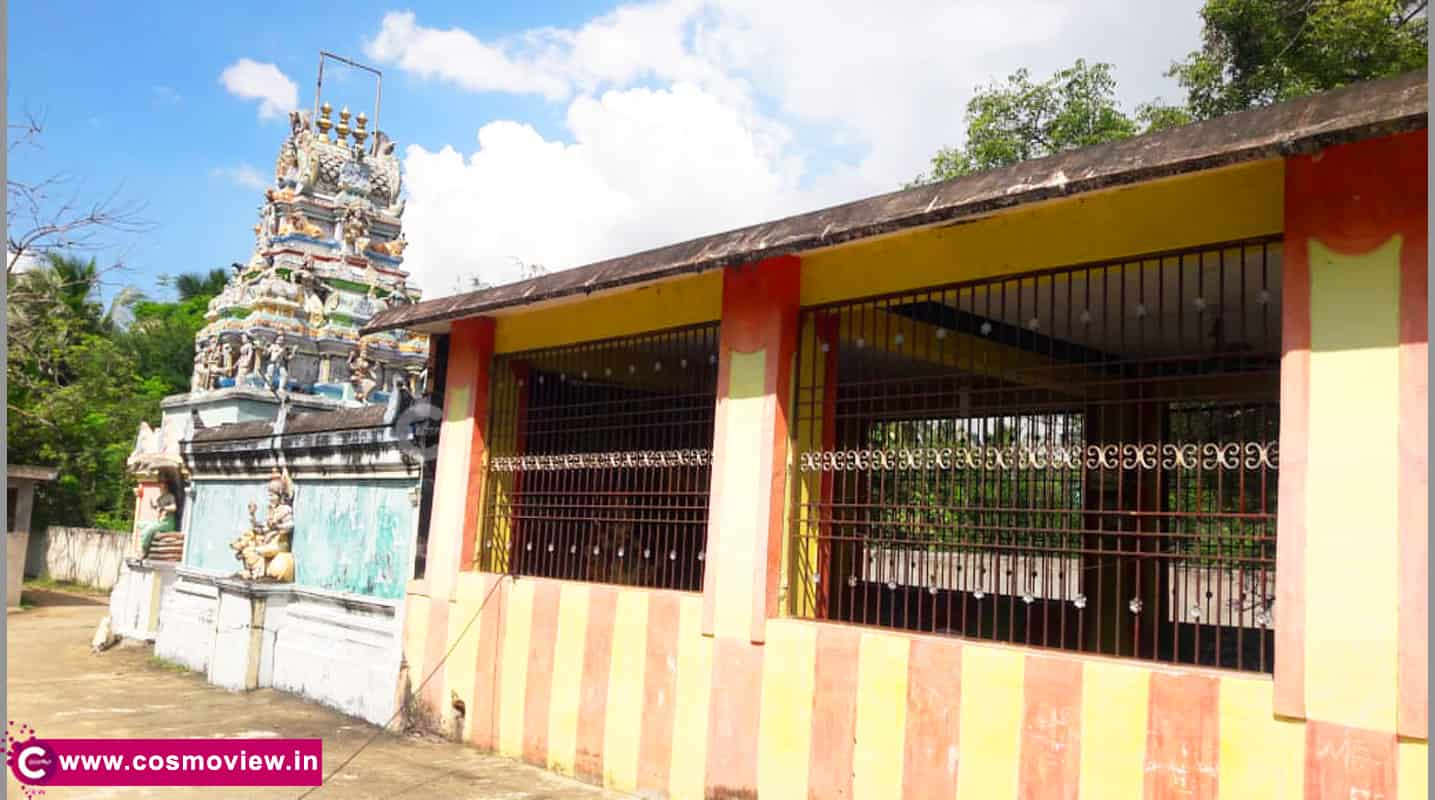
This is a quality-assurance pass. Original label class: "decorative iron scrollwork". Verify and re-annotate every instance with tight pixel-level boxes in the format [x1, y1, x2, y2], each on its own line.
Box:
[797, 441, 1279, 472]
[489, 448, 713, 472]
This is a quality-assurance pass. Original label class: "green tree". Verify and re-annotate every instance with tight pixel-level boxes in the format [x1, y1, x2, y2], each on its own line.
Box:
[1170, 0, 1428, 119]
[8, 260, 224, 530]
[167, 268, 229, 301]
[122, 290, 213, 396]
[912, 3, 1426, 186]
[911, 60, 1142, 185]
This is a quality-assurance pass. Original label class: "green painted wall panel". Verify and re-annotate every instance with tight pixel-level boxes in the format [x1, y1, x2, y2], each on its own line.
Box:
[184, 477, 416, 599]
[291, 480, 414, 600]
[184, 480, 268, 574]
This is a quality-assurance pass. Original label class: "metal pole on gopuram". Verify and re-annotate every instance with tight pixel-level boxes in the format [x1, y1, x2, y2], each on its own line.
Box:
[314, 51, 384, 155]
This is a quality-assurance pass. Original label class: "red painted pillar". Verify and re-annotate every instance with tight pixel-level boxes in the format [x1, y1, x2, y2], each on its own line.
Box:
[700, 255, 800, 800]
[415, 315, 496, 719]
[1278, 130, 1426, 747]
[701, 255, 801, 644]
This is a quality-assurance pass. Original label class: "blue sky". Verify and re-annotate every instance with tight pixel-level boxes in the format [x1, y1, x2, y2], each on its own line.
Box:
[8, 1, 1203, 303]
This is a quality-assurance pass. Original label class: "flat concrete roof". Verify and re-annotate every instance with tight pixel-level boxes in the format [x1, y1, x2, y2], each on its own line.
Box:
[364, 70, 1427, 335]
[8, 466, 58, 482]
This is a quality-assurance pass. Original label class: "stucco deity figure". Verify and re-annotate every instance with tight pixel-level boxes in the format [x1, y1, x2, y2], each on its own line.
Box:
[279, 208, 324, 239]
[293, 257, 329, 327]
[191, 348, 210, 392]
[230, 469, 296, 582]
[265, 334, 297, 392]
[368, 234, 408, 259]
[218, 342, 237, 387]
[138, 490, 179, 558]
[235, 334, 258, 383]
[385, 276, 415, 309]
[348, 342, 379, 403]
[198, 340, 232, 391]
[340, 206, 371, 256]
[303, 292, 326, 328]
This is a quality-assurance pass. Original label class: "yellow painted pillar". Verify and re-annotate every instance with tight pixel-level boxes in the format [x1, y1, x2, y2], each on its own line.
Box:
[1279, 129, 1426, 793]
[402, 316, 497, 730]
[699, 255, 800, 800]
[701, 255, 801, 644]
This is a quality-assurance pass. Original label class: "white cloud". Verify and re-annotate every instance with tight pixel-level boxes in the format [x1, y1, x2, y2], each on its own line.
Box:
[210, 164, 269, 191]
[365, 11, 572, 100]
[368, 2, 1205, 295]
[401, 83, 803, 294]
[219, 58, 299, 120]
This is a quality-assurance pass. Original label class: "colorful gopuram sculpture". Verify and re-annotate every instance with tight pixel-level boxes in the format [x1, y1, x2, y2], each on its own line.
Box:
[126, 70, 430, 574]
[230, 469, 297, 582]
[191, 100, 428, 403]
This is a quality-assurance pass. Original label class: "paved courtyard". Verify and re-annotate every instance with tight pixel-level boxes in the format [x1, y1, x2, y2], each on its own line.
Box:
[7, 589, 625, 799]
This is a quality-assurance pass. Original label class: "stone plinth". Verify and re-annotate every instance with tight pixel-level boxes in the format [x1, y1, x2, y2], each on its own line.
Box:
[109, 558, 180, 641]
[151, 567, 403, 723]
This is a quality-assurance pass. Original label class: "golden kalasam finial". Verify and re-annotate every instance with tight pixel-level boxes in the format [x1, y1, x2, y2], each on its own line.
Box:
[353, 111, 369, 147]
[336, 106, 351, 143]
[317, 102, 334, 139]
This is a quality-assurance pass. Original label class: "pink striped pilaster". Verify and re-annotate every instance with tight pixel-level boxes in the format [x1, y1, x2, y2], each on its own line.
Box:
[469, 572, 509, 750]
[522, 580, 562, 766]
[902, 636, 962, 799]
[1018, 655, 1082, 800]
[1304, 720, 1397, 799]
[575, 586, 618, 782]
[421, 317, 496, 717]
[637, 592, 682, 795]
[703, 637, 766, 798]
[1144, 672, 1219, 799]
[807, 625, 861, 800]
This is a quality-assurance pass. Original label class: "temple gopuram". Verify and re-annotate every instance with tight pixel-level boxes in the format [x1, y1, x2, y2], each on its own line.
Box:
[193, 101, 427, 403]
[112, 55, 437, 726]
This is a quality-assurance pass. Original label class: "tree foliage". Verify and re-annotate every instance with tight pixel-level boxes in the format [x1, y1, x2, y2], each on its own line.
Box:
[167, 268, 229, 302]
[7, 256, 221, 530]
[913, 1, 1427, 186]
[1171, 0, 1428, 119]
[911, 60, 1146, 185]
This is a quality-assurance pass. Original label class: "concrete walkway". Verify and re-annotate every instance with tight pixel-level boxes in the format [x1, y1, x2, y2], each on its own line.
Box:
[7, 589, 626, 799]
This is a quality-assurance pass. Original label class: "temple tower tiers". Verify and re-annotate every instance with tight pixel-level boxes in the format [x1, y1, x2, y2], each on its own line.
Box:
[195, 101, 428, 404]
[125, 85, 432, 565]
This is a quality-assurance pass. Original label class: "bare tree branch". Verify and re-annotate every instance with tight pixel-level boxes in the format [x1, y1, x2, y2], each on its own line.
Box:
[7, 112, 154, 275]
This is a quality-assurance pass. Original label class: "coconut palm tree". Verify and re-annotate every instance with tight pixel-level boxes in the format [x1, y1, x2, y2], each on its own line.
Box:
[170, 268, 229, 302]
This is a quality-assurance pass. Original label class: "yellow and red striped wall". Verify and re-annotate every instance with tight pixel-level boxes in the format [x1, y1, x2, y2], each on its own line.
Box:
[402, 129, 1428, 799]
[406, 575, 1426, 799]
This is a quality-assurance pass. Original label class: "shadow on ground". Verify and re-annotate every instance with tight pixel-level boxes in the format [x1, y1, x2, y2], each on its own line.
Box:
[21, 587, 106, 607]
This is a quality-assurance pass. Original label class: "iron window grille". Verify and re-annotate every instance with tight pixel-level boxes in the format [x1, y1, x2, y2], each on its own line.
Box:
[477, 323, 720, 591]
[789, 237, 1282, 672]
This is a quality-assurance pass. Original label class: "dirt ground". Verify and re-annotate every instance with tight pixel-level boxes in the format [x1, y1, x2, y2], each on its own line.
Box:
[6, 589, 626, 799]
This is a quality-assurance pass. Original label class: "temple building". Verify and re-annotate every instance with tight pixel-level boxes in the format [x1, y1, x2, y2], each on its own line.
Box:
[365, 72, 1427, 798]
[108, 65, 1427, 798]
[111, 57, 436, 725]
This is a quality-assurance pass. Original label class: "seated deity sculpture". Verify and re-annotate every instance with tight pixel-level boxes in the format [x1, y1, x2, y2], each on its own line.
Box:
[230, 468, 296, 582]
[138, 490, 183, 560]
